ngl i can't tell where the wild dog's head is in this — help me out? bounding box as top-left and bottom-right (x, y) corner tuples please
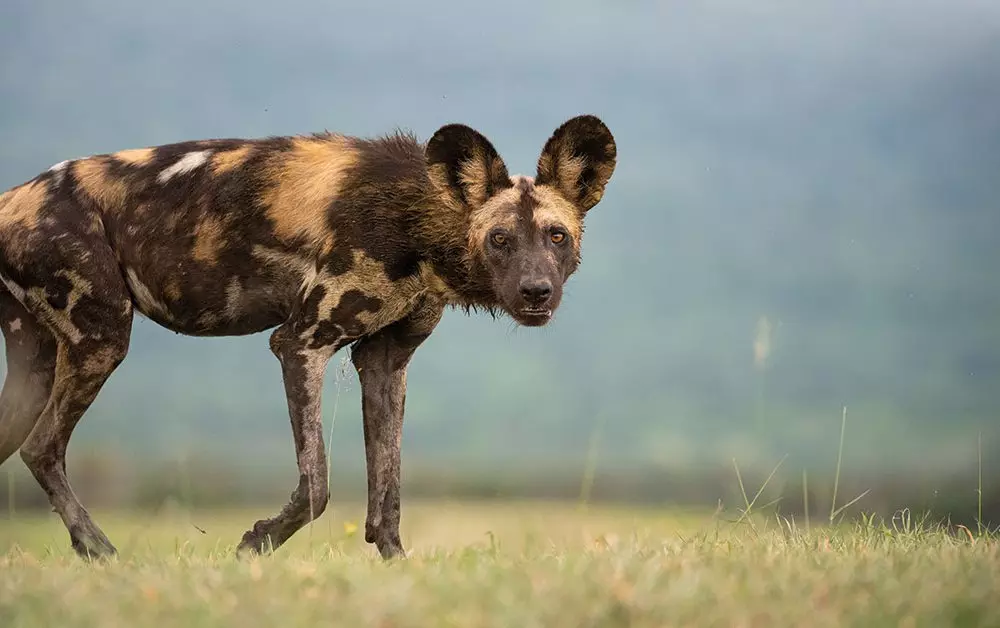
(426, 115), (616, 326)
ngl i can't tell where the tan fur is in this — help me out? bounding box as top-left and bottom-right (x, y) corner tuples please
(422, 164), (471, 261)
(211, 146), (253, 175)
(538, 141), (615, 211)
(85, 211), (105, 236)
(458, 147), (492, 208)
(192, 214), (226, 264)
(306, 251), (435, 341)
(465, 177), (584, 251)
(82, 346), (121, 377)
(418, 262), (460, 303)
(551, 146), (587, 203)
(467, 185), (521, 250)
(125, 267), (171, 321)
(260, 136), (359, 245)
(0, 181), (48, 230)
(251, 245), (317, 293)
(54, 269), (94, 300)
(531, 185), (583, 241)
(20, 268), (94, 344)
(320, 235), (336, 258)
(250, 245), (315, 276)
(225, 278), (243, 319)
(164, 279), (182, 302)
(113, 148), (155, 166)
(75, 158), (130, 213)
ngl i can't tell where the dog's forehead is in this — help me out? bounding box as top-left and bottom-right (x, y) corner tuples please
(485, 175), (579, 233)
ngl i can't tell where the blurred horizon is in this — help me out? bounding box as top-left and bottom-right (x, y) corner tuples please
(1, 0), (999, 503)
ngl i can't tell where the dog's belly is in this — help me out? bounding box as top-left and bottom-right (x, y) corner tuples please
(122, 267), (292, 337)
(121, 252), (435, 340)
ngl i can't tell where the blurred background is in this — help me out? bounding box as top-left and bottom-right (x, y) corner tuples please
(1, 0), (998, 525)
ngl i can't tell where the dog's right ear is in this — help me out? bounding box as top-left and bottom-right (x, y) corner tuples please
(426, 124), (512, 210)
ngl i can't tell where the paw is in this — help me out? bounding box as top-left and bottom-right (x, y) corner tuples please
(69, 526), (117, 561)
(236, 523), (274, 557)
(378, 542), (406, 561)
(374, 532), (406, 560)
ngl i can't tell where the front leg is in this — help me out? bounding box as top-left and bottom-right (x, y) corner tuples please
(351, 299), (443, 559)
(236, 322), (348, 556)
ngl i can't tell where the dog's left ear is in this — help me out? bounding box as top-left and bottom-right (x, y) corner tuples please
(535, 115), (617, 212)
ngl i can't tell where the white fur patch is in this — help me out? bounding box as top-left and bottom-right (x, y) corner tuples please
(299, 264), (319, 295)
(125, 268), (171, 319)
(48, 160), (70, 185)
(157, 150), (211, 184)
(225, 277), (242, 319)
(9, 318), (22, 332)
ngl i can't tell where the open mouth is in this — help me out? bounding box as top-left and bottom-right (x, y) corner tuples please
(517, 307), (553, 323)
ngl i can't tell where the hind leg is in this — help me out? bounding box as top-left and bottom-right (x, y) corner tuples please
(19, 329), (131, 559)
(6, 242), (134, 559)
(0, 291), (57, 466)
(20, 332), (130, 558)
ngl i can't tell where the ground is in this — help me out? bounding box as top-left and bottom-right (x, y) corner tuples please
(1, 501), (998, 627)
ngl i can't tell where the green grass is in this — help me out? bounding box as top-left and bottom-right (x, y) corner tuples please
(2, 501), (999, 627)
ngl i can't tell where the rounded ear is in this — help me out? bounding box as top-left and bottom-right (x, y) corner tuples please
(535, 115), (617, 212)
(426, 123), (512, 209)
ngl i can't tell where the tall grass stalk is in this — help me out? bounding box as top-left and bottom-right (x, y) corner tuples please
(730, 456), (786, 539)
(824, 405), (869, 523)
(323, 356), (350, 545)
(978, 430), (983, 536)
(327, 357), (349, 494)
(802, 469), (809, 533)
(830, 406), (847, 524)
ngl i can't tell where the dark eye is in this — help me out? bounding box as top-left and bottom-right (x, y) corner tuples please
(490, 232), (507, 247)
(550, 230), (567, 245)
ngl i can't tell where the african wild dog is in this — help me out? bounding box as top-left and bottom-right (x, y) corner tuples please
(0, 115), (617, 559)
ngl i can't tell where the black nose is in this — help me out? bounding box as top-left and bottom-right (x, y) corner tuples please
(519, 279), (553, 304)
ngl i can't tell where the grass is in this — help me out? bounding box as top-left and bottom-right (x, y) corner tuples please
(1, 500), (999, 627)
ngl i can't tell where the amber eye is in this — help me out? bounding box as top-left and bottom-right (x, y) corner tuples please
(490, 232), (507, 247)
(550, 231), (567, 245)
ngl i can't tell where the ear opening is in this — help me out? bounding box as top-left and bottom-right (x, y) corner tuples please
(535, 115), (617, 212)
(426, 123), (512, 209)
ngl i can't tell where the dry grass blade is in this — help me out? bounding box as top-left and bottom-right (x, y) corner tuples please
(830, 405), (848, 524)
(830, 489), (871, 521)
(732, 455), (787, 528)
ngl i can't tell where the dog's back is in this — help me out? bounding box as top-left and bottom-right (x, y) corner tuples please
(0, 131), (434, 338)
